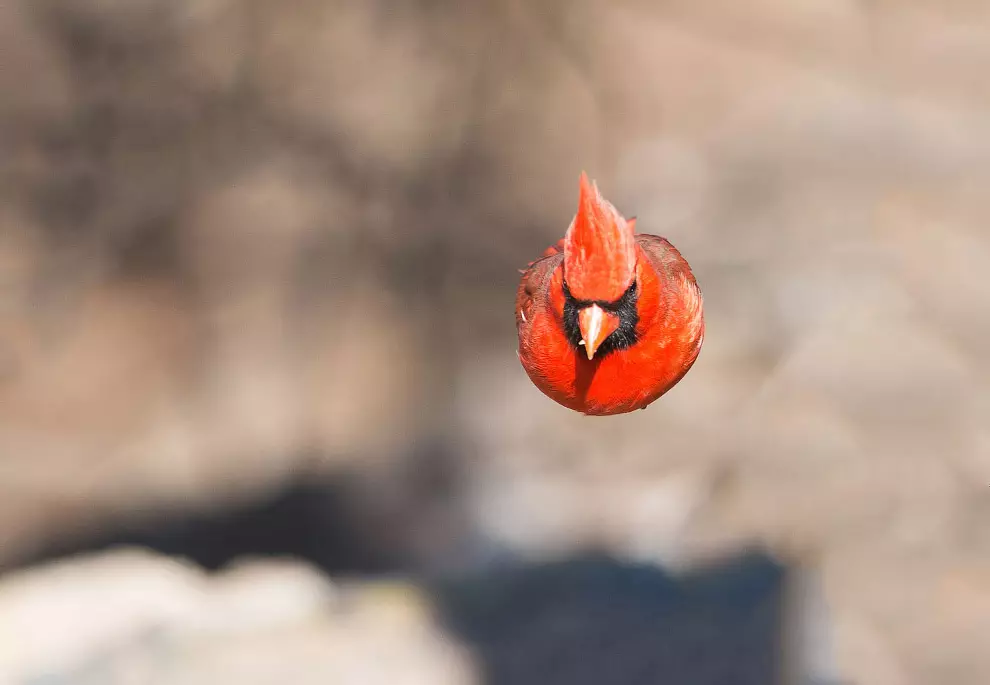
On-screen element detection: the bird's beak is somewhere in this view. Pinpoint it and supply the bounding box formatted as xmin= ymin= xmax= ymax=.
xmin=578 ymin=304 xmax=620 ymax=360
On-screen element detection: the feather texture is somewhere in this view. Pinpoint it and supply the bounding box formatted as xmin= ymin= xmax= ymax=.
xmin=515 ymin=175 xmax=704 ymax=415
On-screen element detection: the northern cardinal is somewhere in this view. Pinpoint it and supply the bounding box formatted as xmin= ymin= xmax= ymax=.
xmin=515 ymin=173 xmax=704 ymax=415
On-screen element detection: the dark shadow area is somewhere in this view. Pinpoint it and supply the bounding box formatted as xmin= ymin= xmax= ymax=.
xmin=430 ymin=550 xmax=792 ymax=685
xmin=5 ymin=474 xmax=414 ymax=576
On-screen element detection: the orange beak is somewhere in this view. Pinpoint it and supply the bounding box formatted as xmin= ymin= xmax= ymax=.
xmin=578 ymin=304 xmax=620 ymax=360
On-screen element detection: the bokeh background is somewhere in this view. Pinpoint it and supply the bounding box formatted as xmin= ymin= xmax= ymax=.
xmin=2 ymin=1 xmax=989 ymax=683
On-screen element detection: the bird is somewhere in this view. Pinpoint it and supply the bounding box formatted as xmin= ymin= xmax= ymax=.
xmin=515 ymin=172 xmax=704 ymax=416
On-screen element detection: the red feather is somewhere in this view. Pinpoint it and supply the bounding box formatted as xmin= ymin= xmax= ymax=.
xmin=563 ymin=172 xmax=637 ymax=302
xmin=515 ymin=173 xmax=704 ymax=416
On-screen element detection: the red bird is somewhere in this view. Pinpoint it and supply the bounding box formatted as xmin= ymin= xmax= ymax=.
xmin=515 ymin=172 xmax=704 ymax=415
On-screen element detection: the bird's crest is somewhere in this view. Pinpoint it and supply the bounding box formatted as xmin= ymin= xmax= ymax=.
xmin=563 ymin=172 xmax=637 ymax=302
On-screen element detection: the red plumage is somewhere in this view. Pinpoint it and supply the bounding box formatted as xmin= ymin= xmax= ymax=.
xmin=515 ymin=172 xmax=704 ymax=415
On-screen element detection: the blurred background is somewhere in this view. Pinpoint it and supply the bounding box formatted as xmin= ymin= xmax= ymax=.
xmin=1 ymin=0 xmax=989 ymax=683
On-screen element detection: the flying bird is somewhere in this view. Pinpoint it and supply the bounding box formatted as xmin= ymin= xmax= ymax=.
xmin=515 ymin=172 xmax=704 ymax=415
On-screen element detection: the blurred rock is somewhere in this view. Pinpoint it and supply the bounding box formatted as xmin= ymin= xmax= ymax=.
xmin=0 ymin=547 xmax=831 ymax=685
xmin=0 ymin=549 xmax=474 ymax=685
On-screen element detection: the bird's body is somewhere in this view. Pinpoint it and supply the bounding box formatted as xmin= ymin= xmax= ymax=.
xmin=515 ymin=174 xmax=704 ymax=416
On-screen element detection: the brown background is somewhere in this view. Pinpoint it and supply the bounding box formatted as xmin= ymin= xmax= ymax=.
xmin=2 ymin=1 xmax=989 ymax=683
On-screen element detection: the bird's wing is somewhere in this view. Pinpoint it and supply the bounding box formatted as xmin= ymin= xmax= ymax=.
xmin=636 ymin=233 xmax=705 ymax=346
xmin=516 ymin=249 xmax=562 ymax=327
xmin=636 ymin=234 xmax=700 ymax=287
xmin=540 ymin=238 xmax=565 ymax=260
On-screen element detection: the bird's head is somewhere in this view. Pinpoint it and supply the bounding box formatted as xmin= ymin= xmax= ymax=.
xmin=561 ymin=172 xmax=639 ymax=360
